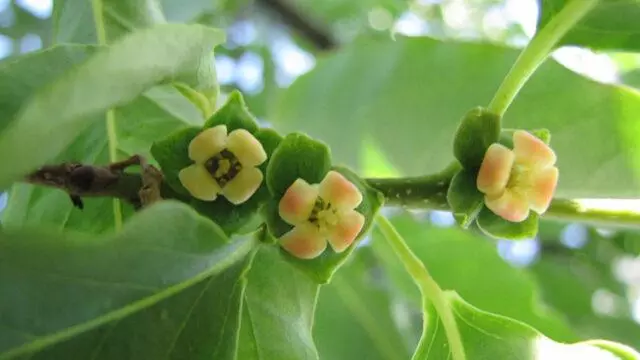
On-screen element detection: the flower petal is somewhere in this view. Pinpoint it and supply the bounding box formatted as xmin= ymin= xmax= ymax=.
xmin=318 ymin=171 xmax=363 ymax=211
xmin=477 ymin=143 xmax=515 ymax=196
xmin=280 ymin=224 xmax=326 ymax=259
xmin=529 ymin=166 xmax=559 ymax=214
xmin=485 ymin=189 xmax=530 ymax=222
xmin=222 ymin=167 xmax=263 ymax=205
xmin=513 ymin=130 xmax=556 ymax=168
xmin=226 ymin=129 xmax=267 ymax=167
xmin=279 ymin=179 xmax=318 ymax=225
xmin=328 ymin=210 xmax=365 ymax=253
xmin=178 ymin=164 xmax=221 ymax=201
xmin=188 ymin=125 xmax=228 ymax=163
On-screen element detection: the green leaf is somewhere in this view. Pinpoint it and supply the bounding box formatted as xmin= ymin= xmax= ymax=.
xmin=1 ymin=46 xmax=202 ymax=234
xmin=0 ymin=24 xmax=225 ymax=190
xmin=537 ymin=0 xmax=640 ymax=52
xmin=271 ymin=36 xmax=640 ymax=198
xmin=452 ymin=107 xmax=501 ymax=170
xmin=265 ymin=132 xmax=331 ymax=197
xmin=52 ymin=0 xmax=166 ymax=44
xmin=150 ymin=92 xmax=281 ymax=236
xmin=238 ymin=245 xmax=319 ymax=360
xmin=314 ymin=248 xmax=412 ymax=360
xmin=420 ymin=293 xmax=640 ymax=359
xmin=371 ymin=215 xmax=575 ymax=341
xmin=0 ymin=201 xmax=257 ymax=358
xmin=476 ymin=207 xmax=539 ymax=240
xmin=447 ymin=169 xmax=485 ymax=228
xmin=265 ymin=166 xmax=384 ymax=284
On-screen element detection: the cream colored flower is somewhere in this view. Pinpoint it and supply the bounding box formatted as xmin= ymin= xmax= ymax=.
xmin=179 ymin=125 xmax=267 ymax=204
xmin=278 ymin=171 xmax=365 ymax=259
xmin=477 ymin=130 xmax=559 ymax=222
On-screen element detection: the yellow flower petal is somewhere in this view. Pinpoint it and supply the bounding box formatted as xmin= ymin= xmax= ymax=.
xmin=529 ymin=166 xmax=559 ymax=214
xmin=513 ymin=130 xmax=556 ymax=168
xmin=280 ymin=224 xmax=326 ymax=259
xmin=279 ymin=179 xmax=318 ymax=226
xmin=226 ymin=129 xmax=267 ymax=167
xmin=178 ymin=164 xmax=221 ymax=201
xmin=485 ymin=189 xmax=530 ymax=223
xmin=222 ymin=167 xmax=263 ymax=205
xmin=318 ymin=171 xmax=363 ymax=211
xmin=328 ymin=210 xmax=365 ymax=253
xmin=477 ymin=143 xmax=515 ymax=196
xmin=188 ymin=125 xmax=228 ymax=163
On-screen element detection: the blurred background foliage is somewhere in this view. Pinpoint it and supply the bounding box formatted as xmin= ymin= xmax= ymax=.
xmin=2 ymin=0 xmax=640 ymax=357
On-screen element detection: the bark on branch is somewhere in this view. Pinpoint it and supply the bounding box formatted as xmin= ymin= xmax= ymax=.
xmin=24 ymin=155 xmax=163 ymax=210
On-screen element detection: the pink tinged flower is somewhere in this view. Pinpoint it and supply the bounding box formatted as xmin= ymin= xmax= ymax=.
xmin=178 ymin=125 xmax=267 ymax=204
xmin=278 ymin=171 xmax=365 ymax=259
xmin=477 ymin=130 xmax=559 ymax=222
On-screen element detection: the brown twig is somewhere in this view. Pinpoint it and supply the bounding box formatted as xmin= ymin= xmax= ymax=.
xmin=24 ymin=155 xmax=163 ymax=210
xmin=255 ymin=0 xmax=337 ymax=50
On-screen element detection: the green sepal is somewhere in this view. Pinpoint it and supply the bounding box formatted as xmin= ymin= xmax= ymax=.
xmin=150 ymin=92 xmax=282 ymax=236
xmin=476 ymin=207 xmax=539 ymax=240
xmin=447 ymin=169 xmax=485 ymax=228
xmin=266 ymin=132 xmax=331 ymax=197
xmin=453 ymin=107 xmax=501 ymax=170
xmin=264 ymin=166 xmax=384 ymax=284
xmin=499 ymin=128 xmax=551 ymax=148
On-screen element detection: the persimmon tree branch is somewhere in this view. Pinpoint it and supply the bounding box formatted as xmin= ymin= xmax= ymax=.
xmin=23 ymin=155 xmax=163 ymax=210
xmin=256 ymin=0 xmax=337 ymax=50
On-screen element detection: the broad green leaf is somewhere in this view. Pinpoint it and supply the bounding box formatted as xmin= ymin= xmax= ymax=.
xmin=22 ymin=259 xmax=251 ymax=360
xmin=314 ymin=248 xmax=412 ymax=360
xmin=537 ymin=0 xmax=640 ymax=52
xmin=0 ymin=201 xmax=257 ymax=358
xmin=271 ymin=36 xmax=640 ymax=198
xmin=238 ymin=245 xmax=319 ymax=360
xmin=372 ymin=214 xmax=576 ymax=341
xmin=419 ymin=293 xmax=640 ymax=359
xmin=52 ymin=0 xmax=166 ymax=44
xmin=0 ymin=24 xmax=225 ymax=190
xmin=1 ymin=45 xmax=202 ymax=234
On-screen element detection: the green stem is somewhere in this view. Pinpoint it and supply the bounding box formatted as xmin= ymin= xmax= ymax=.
xmin=366 ymin=174 xmax=640 ymax=229
xmin=92 ymin=0 xmax=122 ymax=230
xmin=376 ymin=215 xmax=466 ymax=360
xmin=487 ymin=0 xmax=598 ymax=116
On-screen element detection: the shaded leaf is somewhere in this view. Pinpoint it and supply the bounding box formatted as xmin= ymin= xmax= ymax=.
xmin=271 ymin=36 xmax=640 ymax=198
xmin=537 ymin=0 xmax=640 ymax=52
xmin=0 ymin=201 xmax=257 ymax=358
xmin=238 ymin=245 xmax=319 ymax=360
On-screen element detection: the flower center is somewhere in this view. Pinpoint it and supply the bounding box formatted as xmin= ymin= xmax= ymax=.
xmin=506 ymin=163 xmax=534 ymax=194
xmin=307 ymin=197 xmax=339 ymax=232
xmin=204 ymin=149 xmax=242 ymax=187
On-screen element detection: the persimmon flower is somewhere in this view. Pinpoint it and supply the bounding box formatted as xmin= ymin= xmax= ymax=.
xmin=179 ymin=125 xmax=267 ymax=204
xmin=477 ymin=130 xmax=559 ymax=222
xmin=278 ymin=171 xmax=365 ymax=259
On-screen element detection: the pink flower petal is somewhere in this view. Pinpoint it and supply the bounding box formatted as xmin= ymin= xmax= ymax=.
xmin=279 ymin=179 xmax=318 ymax=226
xmin=178 ymin=164 xmax=222 ymax=201
xmin=226 ymin=129 xmax=267 ymax=167
xmin=280 ymin=224 xmax=326 ymax=259
xmin=328 ymin=210 xmax=365 ymax=253
xmin=318 ymin=171 xmax=363 ymax=211
xmin=477 ymin=143 xmax=515 ymax=196
xmin=188 ymin=125 xmax=228 ymax=163
xmin=485 ymin=190 xmax=530 ymax=222
xmin=513 ymin=130 xmax=556 ymax=168
xmin=222 ymin=167 xmax=263 ymax=205
xmin=529 ymin=166 xmax=559 ymax=214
